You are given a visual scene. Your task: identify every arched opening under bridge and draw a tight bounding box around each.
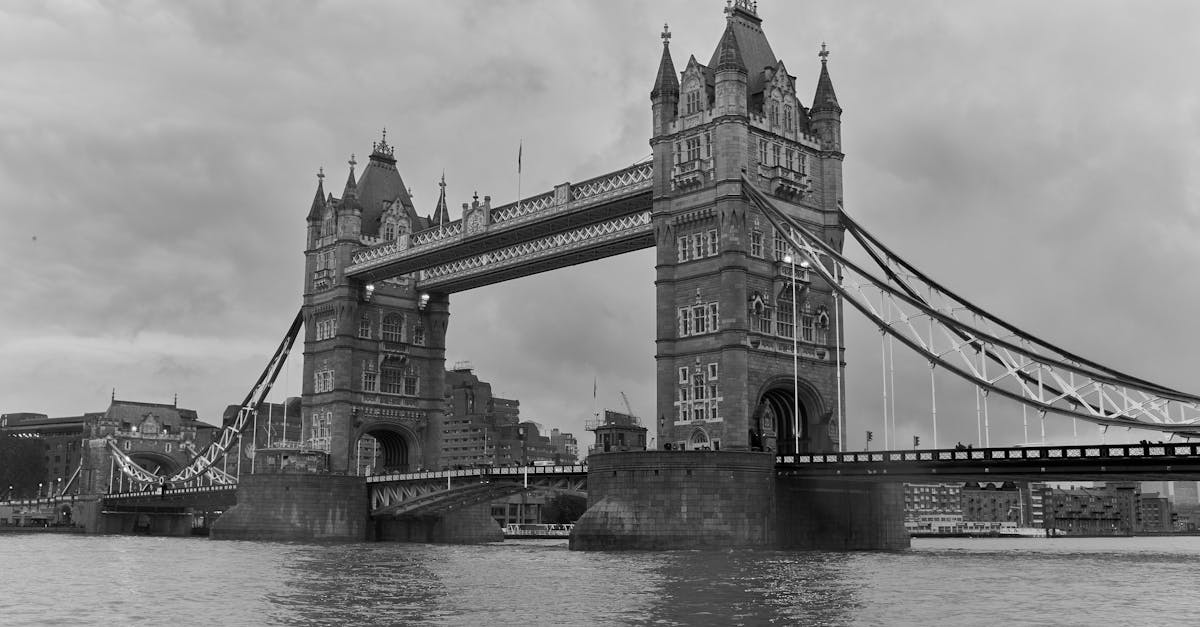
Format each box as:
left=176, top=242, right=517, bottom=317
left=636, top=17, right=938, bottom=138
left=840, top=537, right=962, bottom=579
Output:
left=354, top=425, right=414, bottom=475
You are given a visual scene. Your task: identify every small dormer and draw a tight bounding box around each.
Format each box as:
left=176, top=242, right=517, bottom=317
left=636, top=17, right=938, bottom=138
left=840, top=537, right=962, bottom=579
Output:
left=678, top=56, right=708, bottom=119
left=380, top=195, right=411, bottom=242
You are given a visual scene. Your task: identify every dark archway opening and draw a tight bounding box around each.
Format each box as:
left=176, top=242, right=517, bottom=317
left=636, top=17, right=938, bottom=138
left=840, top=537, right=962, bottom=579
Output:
left=752, top=387, right=810, bottom=455
left=355, top=429, right=410, bottom=475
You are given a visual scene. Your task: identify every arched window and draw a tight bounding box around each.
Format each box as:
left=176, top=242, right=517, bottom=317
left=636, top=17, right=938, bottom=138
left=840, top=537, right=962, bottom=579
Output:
left=384, top=222, right=396, bottom=241
left=784, top=105, right=793, bottom=132
left=690, top=429, right=710, bottom=450
left=382, top=313, right=403, bottom=342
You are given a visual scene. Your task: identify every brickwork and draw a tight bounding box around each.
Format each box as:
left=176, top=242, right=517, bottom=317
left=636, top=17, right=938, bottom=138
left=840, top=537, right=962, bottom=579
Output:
left=210, top=474, right=367, bottom=541
left=776, top=477, right=909, bottom=549
left=570, top=451, right=776, bottom=550
left=375, top=502, right=502, bottom=544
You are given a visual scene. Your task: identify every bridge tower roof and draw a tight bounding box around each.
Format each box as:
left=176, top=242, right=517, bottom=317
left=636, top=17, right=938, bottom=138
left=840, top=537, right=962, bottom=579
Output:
left=811, top=45, right=841, bottom=113
left=707, top=0, right=776, bottom=95
left=651, top=23, right=679, bottom=99
left=356, top=129, right=423, bottom=236
left=305, top=167, right=326, bottom=222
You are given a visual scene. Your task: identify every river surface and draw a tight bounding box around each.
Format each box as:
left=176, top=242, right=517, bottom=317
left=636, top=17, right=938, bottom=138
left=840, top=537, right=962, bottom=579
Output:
left=2, top=534, right=1198, bottom=626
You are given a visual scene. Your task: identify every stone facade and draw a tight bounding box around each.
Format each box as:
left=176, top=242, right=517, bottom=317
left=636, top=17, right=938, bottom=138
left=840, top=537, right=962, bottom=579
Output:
left=211, top=474, right=367, bottom=541
left=302, top=139, right=451, bottom=475
left=650, top=2, right=845, bottom=455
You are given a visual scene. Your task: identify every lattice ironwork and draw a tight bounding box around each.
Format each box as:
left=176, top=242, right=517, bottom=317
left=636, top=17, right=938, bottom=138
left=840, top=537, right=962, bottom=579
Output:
left=419, top=211, right=652, bottom=285
left=348, top=161, right=652, bottom=274
left=743, top=176, right=1200, bottom=437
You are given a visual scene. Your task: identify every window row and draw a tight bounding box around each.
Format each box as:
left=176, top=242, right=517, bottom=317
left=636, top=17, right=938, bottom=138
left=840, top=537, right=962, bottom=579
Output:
left=677, top=229, right=718, bottom=262
left=674, top=132, right=712, bottom=163
left=358, top=313, right=426, bottom=345
left=675, top=363, right=722, bottom=423
left=361, top=360, right=420, bottom=396
left=315, top=316, right=337, bottom=341
left=757, top=139, right=807, bottom=174
left=309, top=411, right=332, bottom=452
left=752, top=303, right=828, bottom=343
left=678, top=302, right=719, bottom=337
left=314, top=370, right=335, bottom=393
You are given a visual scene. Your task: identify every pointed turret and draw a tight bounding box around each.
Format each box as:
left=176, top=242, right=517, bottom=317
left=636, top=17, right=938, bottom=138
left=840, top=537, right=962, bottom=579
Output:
left=811, top=44, right=841, bottom=114
left=651, top=23, right=680, bottom=137
left=651, top=23, right=680, bottom=100
left=306, top=167, right=326, bottom=223
left=337, top=155, right=362, bottom=238
left=342, top=154, right=359, bottom=199
left=430, top=172, right=450, bottom=226
left=714, top=24, right=746, bottom=74
left=809, top=43, right=843, bottom=153
left=714, top=23, right=748, bottom=117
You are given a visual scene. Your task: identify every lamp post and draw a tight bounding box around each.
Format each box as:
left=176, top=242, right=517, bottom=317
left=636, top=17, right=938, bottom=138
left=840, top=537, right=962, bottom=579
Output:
left=783, top=254, right=799, bottom=456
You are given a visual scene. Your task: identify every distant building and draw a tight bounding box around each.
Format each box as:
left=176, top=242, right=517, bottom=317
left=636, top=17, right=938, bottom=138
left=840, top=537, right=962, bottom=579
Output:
left=1137, top=492, right=1173, bottom=533
left=586, top=410, right=648, bottom=455
left=2, top=399, right=218, bottom=495
left=549, top=429, right=579, bottom=465
left=903, top=483, right=962, bottom=521
left=1044, top=483, right=1138, bottom=536
left=961, top=482, right=1024, bottom=524
left=439, top=366, right=522, bottom=469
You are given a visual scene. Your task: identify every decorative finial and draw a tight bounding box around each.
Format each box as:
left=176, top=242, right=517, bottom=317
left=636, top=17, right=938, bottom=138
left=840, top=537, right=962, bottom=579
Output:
left=473, top=190, right=479, bottom=202
left=381, top=127, right=387, bottom=143
left=440, top=171, right=446, bottom=189
left=317, top=166, right=324, bottom=181
left=819, top=42, right=830, bottom=63
left=661, top=22, right=671, bottom=46
left=349, top=154, right=357, bottom=169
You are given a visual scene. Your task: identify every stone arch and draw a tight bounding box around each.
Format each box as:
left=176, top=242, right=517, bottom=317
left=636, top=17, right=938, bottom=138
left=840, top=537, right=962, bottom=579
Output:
left=751, top=376, right=828, bottom=455
left=126, top=451, right=181, bottom=478
left=688, top=427, right=711, bottom=451
left=353, top=421, right=420, bottom=475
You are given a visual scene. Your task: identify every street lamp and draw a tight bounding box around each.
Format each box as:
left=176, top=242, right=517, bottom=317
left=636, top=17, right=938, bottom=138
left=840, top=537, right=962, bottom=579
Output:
left=783, top=254, right=800, bottom=456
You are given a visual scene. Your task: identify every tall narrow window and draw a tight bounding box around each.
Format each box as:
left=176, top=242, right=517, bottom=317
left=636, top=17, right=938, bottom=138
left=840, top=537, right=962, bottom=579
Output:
left=784, top=105, right=793, bottom=132
left=413, top=323, right=426, bottom=346
left=686, top=136, right=701, bottom=161
left=382, top=313, right=403, bottom=342
left=758, top=139, right=768, bottom=165
left=692, top=234, right=704, bottom=260
left=404, top=369, right=419, bottom=396
left=776, top=307, right=795, bottom=339
left=381, top=366, right=404, bottom=394
left=691, top=304, right=707, bottom=334
left=751, top=230, right=764, bottom=258
left=357, top=315, right=372, bottom=339
left=362, top=360, right=378, bottom=392
left=706, top=229, right=718, bottom=256
left=678, top=237, right=690, bottom=262
left=678, top=308, right=692, bottom=336
left=707, top=303, right=719, bottom=332
left=772, top=144, right=782, bottom=167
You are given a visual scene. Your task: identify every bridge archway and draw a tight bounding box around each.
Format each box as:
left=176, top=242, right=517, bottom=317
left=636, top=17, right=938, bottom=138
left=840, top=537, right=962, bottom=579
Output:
left=752, top=378, right=826, bottom=455
left=127, top=451, right=181, bottom=478
left=354, top=422, right=419, bottom=475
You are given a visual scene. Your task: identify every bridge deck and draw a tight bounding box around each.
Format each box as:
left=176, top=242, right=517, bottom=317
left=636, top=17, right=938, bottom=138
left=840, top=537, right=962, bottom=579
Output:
left=777, top=443, right=1200, bottom=481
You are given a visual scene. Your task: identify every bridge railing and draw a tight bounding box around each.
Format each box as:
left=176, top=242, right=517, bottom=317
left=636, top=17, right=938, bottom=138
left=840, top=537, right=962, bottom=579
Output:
left=103, top=484, right=238, bottom=500
left=366, top=464, right=588, bottom=484
left=777, top=443, right=1200, bottom=465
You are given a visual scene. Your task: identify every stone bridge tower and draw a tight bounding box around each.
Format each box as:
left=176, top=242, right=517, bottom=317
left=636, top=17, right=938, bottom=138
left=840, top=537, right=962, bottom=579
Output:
left=301, top=135, right=451, bottom=474
left=651, top=1, right=845, bottom=455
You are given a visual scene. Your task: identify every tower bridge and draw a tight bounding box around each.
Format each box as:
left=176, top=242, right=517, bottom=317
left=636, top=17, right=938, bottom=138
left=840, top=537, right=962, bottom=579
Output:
left=74, top=2, right=1200, bottom=549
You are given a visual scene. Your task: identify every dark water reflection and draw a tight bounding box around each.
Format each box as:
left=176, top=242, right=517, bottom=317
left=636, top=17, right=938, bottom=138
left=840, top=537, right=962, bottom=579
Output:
left=3, top=535, right=1200, bottom=626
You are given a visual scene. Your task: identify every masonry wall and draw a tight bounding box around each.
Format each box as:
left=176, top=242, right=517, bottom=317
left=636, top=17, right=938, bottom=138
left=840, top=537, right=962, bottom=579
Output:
left=211, top=474, right=367, bottom=541
left=775, top=477, right=909, bottom=550
left=374, top=502, right=502, bottom=544
left=570, top=450, right=776, bottom=550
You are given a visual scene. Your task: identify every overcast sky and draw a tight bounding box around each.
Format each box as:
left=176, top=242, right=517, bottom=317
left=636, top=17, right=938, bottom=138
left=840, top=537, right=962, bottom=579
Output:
left=2, top=1, right=1197, bottom=451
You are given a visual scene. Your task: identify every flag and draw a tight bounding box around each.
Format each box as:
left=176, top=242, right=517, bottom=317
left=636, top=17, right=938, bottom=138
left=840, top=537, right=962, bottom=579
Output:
left=517, top=140, right=523, bottom=174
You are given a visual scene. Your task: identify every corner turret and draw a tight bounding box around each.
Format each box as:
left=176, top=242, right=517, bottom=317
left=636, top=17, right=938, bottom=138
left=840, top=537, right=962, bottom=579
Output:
left=651, top=23, right=680, bottom=137
left=337, top=155, right=363, bottom=239
left=810, top=44, right=842, bottom=152
left=713, top=23, right=748, bottom=117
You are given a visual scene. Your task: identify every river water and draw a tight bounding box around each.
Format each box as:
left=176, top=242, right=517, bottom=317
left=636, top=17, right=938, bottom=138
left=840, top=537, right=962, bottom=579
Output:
left=2, top=534, right=1198, bottom=626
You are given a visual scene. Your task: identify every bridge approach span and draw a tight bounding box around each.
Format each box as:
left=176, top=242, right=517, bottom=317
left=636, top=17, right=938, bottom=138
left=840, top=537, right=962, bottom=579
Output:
left=777, top=443, right=1200, bottom=482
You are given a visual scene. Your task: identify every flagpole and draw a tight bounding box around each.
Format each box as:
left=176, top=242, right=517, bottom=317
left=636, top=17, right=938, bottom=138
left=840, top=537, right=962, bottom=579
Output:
left=517, top=139, right=523, bottom=211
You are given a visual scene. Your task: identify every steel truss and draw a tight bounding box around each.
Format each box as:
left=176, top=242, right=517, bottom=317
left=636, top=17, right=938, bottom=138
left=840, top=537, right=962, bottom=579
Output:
left=106, top=309, right=305, bottom=489
left=742, top=177, right=1200, bottom=437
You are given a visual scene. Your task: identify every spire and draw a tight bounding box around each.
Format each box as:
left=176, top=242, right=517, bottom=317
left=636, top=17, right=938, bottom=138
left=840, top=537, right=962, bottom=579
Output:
left=714, top=23, right=746, bottom=73
left=431, top=172, right=450, bottom=226
left=343, top=154, right=358, bottom=199
left=306, top=167, right=327, bottom=221
left=651, top=23, right=679, bottom=99
left=812, top=43, right=841, bottom=113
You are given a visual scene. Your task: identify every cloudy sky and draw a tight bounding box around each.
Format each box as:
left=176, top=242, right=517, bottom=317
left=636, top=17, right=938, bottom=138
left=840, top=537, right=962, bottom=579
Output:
left=2, top=1, right=1197, bottom=451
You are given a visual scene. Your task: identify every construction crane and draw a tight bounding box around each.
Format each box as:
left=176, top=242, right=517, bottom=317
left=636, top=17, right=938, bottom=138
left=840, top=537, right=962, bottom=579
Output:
left=620, top=391, right=635, bottom=418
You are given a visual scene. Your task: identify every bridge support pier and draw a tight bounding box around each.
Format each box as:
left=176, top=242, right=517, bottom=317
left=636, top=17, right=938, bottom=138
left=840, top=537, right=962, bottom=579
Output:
left=570, top=451, right=908, bottom=551
left=775, top=478, right=908, bottom=550
left=211, top=474, right=367, bottom=542
left=374, top=502, right=502, bottom=544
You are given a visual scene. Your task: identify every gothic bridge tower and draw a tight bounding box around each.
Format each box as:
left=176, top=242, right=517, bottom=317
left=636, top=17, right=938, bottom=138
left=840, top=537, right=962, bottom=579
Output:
left=301, top=134, right=451, bottom=474
left=651, top=1, right=845, bottom=455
